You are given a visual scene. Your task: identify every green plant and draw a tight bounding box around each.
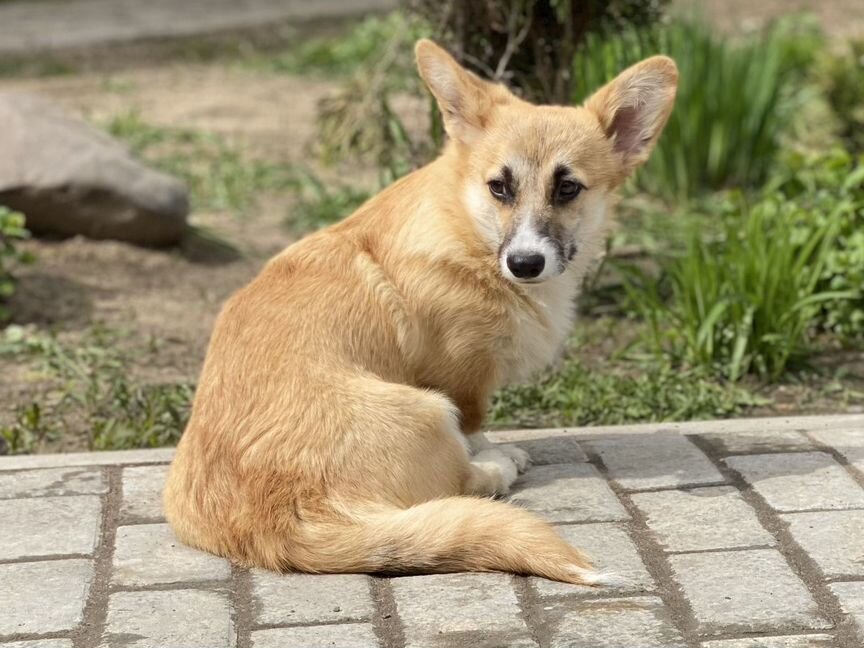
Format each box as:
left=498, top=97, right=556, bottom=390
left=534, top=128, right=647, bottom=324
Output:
left=622, top=186, right=857, bottom=381
left=287, top=170, right=371, bottom=232
left=821, top=39, right=864, bottom=153
left=0, top=325, right=193, bottom=453
left=490, top=358, right=758, bottom=427
left=0, top=207, right=34, bottom=322
left=106, top=111, right=292, bottom=214
left=572, top=17, right=822, bottom=199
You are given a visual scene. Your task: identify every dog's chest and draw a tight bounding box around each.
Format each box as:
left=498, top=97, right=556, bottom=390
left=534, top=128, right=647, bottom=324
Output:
left=497, top=272, right=579, bottom=385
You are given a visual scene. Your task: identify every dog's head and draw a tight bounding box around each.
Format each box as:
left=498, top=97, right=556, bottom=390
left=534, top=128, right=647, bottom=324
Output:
left=415, top=39, right=677, bottom=284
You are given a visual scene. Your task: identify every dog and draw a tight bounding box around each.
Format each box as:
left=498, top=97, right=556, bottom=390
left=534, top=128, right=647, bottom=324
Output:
left=164, top=39, right=677, bottom=585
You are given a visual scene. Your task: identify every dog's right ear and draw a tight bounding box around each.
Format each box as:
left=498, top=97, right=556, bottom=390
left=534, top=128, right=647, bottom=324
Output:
left=415, top=39, right=499, bottom=144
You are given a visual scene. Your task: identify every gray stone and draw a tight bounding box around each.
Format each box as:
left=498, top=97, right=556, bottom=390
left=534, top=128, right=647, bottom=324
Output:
left=0, top=91, right=188, bottom=246
left=701, top=636, right=835, bottom=648
left=251, top=625, right=380, bottom=648
left=830, top=581, right=864, bottom=643
left=631, top=486, right=773, bottom=552
left=0, top=495, right=102, bottom=559
left=486, top=429, right=588, bottom=464
left=0, top=447, right=175, bottom=471
left=112, top=523, right=230, bottom=586
left=810, top=427, right=864, bottom=475
left=252, top=570, right=373, bottom=626
left=547, top=596, right=687, bottom=648
left=511, top=463, right=628, bottom=523
left=120, top=464, right=169, bottom=520
left=783, top=510, right=864, bottom=578
left=584, top=433, right=725, bottom=491
left=1, top=642, right=76, bottom=648
left=0, top=467, right=106, bottom=498
left=101, top=590, right=234, bottom=648
left=392, top=573, right=537, bottom=648
left=531, top=523, right=653, bottom=598
left=726, top=452, right=864, bottom=512
left=699, top=430, right=813, bottom=455
left=0, top=559, right=93, bottom=634
left=669, top=549, right=827, bottom=634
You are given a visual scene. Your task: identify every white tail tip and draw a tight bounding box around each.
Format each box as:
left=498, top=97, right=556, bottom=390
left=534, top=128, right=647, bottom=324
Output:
left=568, top=565, right=628, bottom=587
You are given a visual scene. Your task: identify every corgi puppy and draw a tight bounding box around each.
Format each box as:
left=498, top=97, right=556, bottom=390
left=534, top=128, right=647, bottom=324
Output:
left=164, top=39, right=677, bottom=584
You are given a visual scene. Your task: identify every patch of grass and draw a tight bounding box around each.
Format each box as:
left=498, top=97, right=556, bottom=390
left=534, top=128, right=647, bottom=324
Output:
left=0, top=325, right=193, bottom=454
left=572, top=17, right=822, bottom=199
left=490, top=358, right=760, bottom=428
left=820, top=39, right=864, bottom=153
left=0, top=206, right=34, bottom=322
left=105, top=111, right=292, bottom=215
left=286, top=169, right=371, bottom=232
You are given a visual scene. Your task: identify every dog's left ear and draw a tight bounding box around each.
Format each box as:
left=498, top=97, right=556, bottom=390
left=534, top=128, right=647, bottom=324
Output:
left=584, top=56, right=678, bottom=174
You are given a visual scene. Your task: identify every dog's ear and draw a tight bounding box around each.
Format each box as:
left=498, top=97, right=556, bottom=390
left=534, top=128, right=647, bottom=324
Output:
left=415, top=39, right=501, bottom=143
left=584, top=56, right=678, bottom=174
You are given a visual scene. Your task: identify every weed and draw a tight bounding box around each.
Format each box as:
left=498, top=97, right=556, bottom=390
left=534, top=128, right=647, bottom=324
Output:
left=0, top=325, right=193, bottom=453
left=820, top=39, right=864, bottom=153
left=572, top=17, right=822, bottom=199
left=106, top=111, right=292, bottom=215
left=0, top=207, right=34, bottom=322
left=287, top=170, right=370, bottom=232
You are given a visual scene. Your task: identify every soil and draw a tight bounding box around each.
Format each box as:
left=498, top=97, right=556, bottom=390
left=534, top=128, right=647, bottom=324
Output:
left=1, top=5, right=863, bottom=453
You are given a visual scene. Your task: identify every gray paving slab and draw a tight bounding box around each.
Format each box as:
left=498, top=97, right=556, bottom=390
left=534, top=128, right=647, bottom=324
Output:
left=669, top=549, right=828, bottom=635
left=698, top=429, right=814, bottom=455
left=783, top=510, right=864, bottom=579
left=250, top=625, right=380, bottom=648
left=0, top=559, right=93, bottom=634
left=584, top=432, right=725, bottom=490
left=120, top=464, right=169, bottom=520
left=486, top=429, right=588, bottom=464
left=700, top=636, right=836, bottom=647
left=0, top=467, right=106, bottom=498
left=392, top=573, right=536, bottom=648
left=511, top=462, right=628, bottom=523
left=631, top=486, right=774, bottom=552
left=0, top=495, right=102, bottom=559
left=0, top=641, right=76, bottom=648
left=530, top=523, right=654, bottom=598
left=830, top=581, right=864, bottom=643
left=112, top=522, right=230, bottom=586
left=100, top=590, right=234, bottom=648
left=251, top=570, right=374, bottom=626
left=727, top=452, right=864, bottom=512
left=810, top=427, right=864, bottom=476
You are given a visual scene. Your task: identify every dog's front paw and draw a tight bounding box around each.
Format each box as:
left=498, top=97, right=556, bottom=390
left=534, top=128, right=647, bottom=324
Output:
left=496, top=444, right=531, bottom=473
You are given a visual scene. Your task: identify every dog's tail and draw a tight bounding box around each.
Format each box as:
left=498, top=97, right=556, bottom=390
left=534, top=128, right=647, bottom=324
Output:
left=295, top=497, right=610, bottom=585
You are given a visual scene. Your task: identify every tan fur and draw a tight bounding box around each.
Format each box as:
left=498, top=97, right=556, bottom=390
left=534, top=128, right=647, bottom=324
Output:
left=164, top=40, right=677, bottom=584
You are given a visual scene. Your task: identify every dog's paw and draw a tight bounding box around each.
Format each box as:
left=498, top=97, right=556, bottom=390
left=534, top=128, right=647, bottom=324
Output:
left=496, top=443, right=531, bottom=473
left=471, top=449, right=519, bottom=494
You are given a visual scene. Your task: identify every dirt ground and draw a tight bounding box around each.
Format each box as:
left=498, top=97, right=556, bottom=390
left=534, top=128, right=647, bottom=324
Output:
left=1, top=2, right=863, bottom=451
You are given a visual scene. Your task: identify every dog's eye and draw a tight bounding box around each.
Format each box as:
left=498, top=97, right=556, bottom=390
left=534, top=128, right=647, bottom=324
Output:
left=555, top=180, right=584, bottom=204
left=488, top=179, right=509, bottom=201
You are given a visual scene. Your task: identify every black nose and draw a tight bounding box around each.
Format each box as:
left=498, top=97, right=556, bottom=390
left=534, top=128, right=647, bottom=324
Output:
left=506, top=253, right=545, bottom=279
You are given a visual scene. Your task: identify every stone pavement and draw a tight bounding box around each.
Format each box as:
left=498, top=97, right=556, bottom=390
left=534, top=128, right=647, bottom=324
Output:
left=1, top=414, right=863, bottom=648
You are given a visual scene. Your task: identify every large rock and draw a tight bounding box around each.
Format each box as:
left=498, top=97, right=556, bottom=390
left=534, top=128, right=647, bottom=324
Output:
left=0, top=91, right=188, bottom=246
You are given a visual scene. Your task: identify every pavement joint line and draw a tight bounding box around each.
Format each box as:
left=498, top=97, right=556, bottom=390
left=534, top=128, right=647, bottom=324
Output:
left=512, top=574, right=548, bottom=647
left=803, top=430, right=864, bottom=489
left=250, top=619, right=379, bottom=630
left=115, top=516, right=168, bottom=526
left=621, top=480, right=729, bottom=494
left=664, top=544, right=776, bottom=556
left=107, top=579, right=233, bottom=593
left=73, top=466, right=121, bottom=648
left=0, top=552, right=92, bottom=565
left=688, top=435, right=854, bottom=647
left=369, top=575, right=405, bottom=648
left=231, top=564, right=254, bottom=648
left=579, top=442, right=703, bottom=648
left=0, top=630, right=73, bottom=643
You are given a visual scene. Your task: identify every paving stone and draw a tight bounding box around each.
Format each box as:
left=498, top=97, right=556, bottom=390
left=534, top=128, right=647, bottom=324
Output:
left=100, top=590, right=234, bottom=648
left=584, top=433, right=724, bottom=490
left=669, top=549, right=828, bottom=634
left=546, top=596, right=687, bottom=648
left=699, top=430, right=814, bottom=455
left=511, top=463, right=628, bottom=523
left=112, top=523, right=230, bottom=586
left=726, top=452, right=864, bottom=512
left=0, top=495, right=102, bottom=559
left=701, top=636, right=835, bottom=647
left=121, top=464, right=169, bottom=520
left=0, top=447, right=175, bottom=471
left=0, top=467, right=106, bottom=498
left=783, top=510, right=864, bottom=578
left=631, top=486, right=773, bottom=552
left=0, top=559, right=93, bottom=634
left=830, top=581, right=864, bottom=643
left=1, top=641, right=76, bottom=648
left=810, top=428, right=864, bottom=475
left=392, top=573, right=537, bottom=648
left=531, top=523, right=653, bottom=598
left=252, top=571, right=373, bottom=626
left=487, top=429, right=588, bottom=464
left=251, top=624, right=380, bottom=648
